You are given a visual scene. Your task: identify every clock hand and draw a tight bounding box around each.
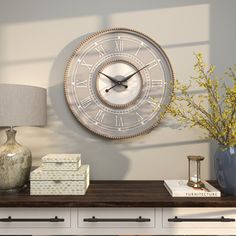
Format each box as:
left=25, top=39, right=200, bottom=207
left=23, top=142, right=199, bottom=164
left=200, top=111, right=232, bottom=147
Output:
left=99, top=72, right=127, bottom=89
left=104, top=64, right=149, bottom=93
left=105, top=84, right=117, bottom=93
left=121, top=64, right=150, bottom=82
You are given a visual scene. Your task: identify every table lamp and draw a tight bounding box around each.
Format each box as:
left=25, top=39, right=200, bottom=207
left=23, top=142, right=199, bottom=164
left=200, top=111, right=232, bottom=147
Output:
left=0, top=84, right=47, bottom=191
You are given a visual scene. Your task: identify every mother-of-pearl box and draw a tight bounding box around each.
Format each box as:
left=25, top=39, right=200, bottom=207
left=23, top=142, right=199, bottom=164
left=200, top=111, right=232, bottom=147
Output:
left=30, top=165, right=89, bottom=195
left=41, top=154, right=81, bottom=171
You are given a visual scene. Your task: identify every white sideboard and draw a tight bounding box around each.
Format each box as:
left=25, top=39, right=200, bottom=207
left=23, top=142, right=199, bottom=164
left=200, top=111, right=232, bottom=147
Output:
left=1, top=207, right=236, bottom=235
left=0, top=181, right=235, bottom=235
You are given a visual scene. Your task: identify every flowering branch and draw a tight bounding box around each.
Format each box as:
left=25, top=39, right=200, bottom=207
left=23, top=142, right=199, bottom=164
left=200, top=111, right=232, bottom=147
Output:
left=167, top=53, right=236, bottom=147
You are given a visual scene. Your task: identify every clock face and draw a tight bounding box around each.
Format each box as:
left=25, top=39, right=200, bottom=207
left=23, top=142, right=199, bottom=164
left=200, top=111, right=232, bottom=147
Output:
left=64, top=28, right=174, bottom=139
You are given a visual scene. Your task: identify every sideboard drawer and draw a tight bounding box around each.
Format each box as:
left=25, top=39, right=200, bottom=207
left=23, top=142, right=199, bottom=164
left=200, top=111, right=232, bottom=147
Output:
left=163, top=208, right=236, bottom=229
left=78, top=208, right=155, bottom=228
left=0, top=208, right=71, bottom=228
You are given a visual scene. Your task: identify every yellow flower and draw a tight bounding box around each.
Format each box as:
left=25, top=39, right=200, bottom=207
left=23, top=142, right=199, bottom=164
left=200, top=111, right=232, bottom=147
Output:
left=166, top=53, right=236, bottom=147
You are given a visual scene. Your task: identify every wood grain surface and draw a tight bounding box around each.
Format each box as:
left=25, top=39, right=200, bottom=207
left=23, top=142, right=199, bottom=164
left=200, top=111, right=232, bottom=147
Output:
left=0, top=180, right=235, bottom=208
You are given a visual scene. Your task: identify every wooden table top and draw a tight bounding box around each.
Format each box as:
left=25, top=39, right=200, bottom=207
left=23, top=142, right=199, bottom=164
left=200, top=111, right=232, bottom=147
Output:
left=0, top=181, right=236, bottom=208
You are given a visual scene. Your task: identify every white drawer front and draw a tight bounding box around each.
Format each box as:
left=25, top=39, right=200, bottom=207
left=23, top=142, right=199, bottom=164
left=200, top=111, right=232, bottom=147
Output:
left=0, top=208, right=71, bottom=228
left=163, top=208, right=236, bottom=229
left=78, top=208, right=155, bottom=228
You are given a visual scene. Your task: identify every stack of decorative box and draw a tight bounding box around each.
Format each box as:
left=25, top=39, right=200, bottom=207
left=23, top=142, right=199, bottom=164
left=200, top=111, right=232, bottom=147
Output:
left=30, top=154, right=89, bottom=195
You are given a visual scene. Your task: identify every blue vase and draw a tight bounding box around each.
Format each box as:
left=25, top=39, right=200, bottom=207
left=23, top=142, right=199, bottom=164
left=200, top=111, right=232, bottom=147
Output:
left=214, top=145, right=236, bottom=195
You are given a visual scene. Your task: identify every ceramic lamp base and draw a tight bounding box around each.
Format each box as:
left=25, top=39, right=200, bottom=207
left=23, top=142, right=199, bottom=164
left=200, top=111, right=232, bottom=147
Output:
left=0, top=129, right=32, bottom=191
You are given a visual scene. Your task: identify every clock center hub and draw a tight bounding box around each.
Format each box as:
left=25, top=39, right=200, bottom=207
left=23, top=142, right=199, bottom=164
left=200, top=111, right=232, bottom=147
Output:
left=96, top=60, right=143, bottom=108
left=112, top=75, right=128, bottom=92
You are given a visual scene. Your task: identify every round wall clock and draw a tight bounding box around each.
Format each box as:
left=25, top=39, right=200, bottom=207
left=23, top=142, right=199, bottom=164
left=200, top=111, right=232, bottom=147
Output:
left=64, top=28, right=174, bottom=139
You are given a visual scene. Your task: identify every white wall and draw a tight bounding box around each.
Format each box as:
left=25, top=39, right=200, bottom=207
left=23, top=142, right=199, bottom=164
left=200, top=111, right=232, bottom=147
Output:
left=0, top=0, right=235, bottom=180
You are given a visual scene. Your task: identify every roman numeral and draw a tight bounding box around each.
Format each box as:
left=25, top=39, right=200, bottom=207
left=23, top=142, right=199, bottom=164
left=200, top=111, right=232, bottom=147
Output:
left=147, top=96, right=157, bottom=108
left=81, top=60, right=93, bottom=71
left=80, top=96, right=92, bottom=108
left=115, top=115, right=124, bottom=127
left=148, top=60, right=158, bottom=70
left=115, top=39, right=123, bottom=52
left=136, top=111, right=144, bottom=121
left=76, top=80, right=88, bottom=88
left=151, top=80, right=163, bottom=87
left=135, top=44, right=142, bottom=56
left=94, top=110, right=105, bottom=123
left=95, top=45, right=106, bottom=58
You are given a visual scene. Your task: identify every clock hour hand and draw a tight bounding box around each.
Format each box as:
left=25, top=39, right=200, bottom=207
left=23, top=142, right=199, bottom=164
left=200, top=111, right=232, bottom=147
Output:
left=121, top=64, right=150, bottom=82
left=105, top=84, right=117, bottom=93
left=99, top=72, right=127, bottom=89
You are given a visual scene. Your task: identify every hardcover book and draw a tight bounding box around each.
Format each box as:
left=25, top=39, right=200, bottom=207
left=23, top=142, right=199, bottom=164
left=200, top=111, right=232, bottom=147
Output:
left=164, top=180, right=221, bottom=197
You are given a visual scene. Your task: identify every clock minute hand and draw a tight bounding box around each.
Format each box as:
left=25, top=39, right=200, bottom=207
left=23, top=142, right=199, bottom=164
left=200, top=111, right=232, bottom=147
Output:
left=121, top=64, right=150, bottom=82
left=99, top=72, right=127, bottom=88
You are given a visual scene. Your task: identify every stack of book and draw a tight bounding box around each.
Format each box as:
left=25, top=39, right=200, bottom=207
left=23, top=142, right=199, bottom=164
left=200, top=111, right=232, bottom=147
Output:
left=30, top=154, right=89, bottom=195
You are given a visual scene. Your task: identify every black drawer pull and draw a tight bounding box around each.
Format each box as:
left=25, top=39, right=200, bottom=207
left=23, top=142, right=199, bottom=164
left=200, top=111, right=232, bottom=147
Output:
left=0, top=216, right=64, bottom=222
left=168, top=216, right=235, bottom=222
left=83, top=216, right=150, bottom=222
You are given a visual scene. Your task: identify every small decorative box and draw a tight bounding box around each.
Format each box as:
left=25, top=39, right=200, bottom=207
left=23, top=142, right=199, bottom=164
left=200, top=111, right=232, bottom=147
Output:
left=30, top=178, right=89, bottom=195
left=30, top=165, right=89, bottom=181
left=30, top=165, right=89, bottom=195
left=41, top=154, right=81, bottom=171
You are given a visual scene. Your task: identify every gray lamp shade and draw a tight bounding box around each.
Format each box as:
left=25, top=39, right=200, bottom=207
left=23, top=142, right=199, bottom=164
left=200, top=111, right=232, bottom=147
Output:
left=0, top=84, right=47, bottom=127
